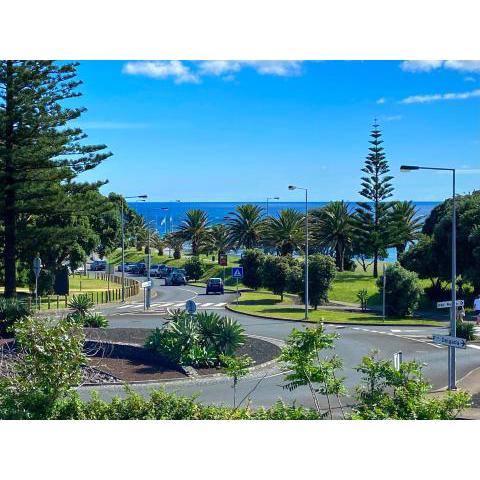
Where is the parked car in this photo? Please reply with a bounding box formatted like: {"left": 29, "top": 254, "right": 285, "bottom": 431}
{"left": 173, "top": 268, "right": 188, "bottom": 279}
{"left": 165, "top": 271, "right": 187, "bottom": 286}
{"left": 130, "top": 262, "right": 146, "bottom": 275}
{"left": 206, "top": 277, "right": 224, "bottom": 295}
{"left": 117, "top": 262, "right": 135, "bottom": 272}
{"left": 158, "top": 266, "right": 173, "bottom": 279}
{"left": 90, "top": 260, "right": 107, "bottom": 271}
{"left": 150, "top": 264, "right": 167, "bottom": 277}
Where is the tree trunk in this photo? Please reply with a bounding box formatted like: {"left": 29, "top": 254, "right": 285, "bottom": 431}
{"left": 373, "top": 252, "right": 378, "bottom": 278}
{"left": 3, "top": 61, "right": 17, "bottom": 298}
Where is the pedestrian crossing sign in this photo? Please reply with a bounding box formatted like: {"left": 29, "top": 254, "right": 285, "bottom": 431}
{"left": 232, "top": 267, "right": 243, "bottom": 279}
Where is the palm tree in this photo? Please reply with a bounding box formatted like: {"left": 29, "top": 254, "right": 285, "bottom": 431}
{"left": 390, "top": 201, "right": 423, "bottom": 256}
{"left": 178, "top": 209, "right": 210, "bottom": 255}
{"left": 150, "top": 232, "right": 165, "bottom": 255}
{"left": 263, "top": 209, "right": 304, "bottom": 255}
{"left": 164, "top": 232, "right": 184, "bottom": 259}
{"left": 310, "top": 201, "right": 353, "bottom": 271}
{"left": 207, "top": 224, "right": 233, "bottom": 257}
{"left": 225, "top": 204, "right": 264, "bottom": 249}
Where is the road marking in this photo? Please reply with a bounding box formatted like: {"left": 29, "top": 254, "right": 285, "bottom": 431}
{"left": 200, "top": 303, "right": 214, "bottom": 307}
{"left": 153, "top": 302, "right": 173, "bottom": 307}
{"left": 467, "top": 344, "right": 480, "bottom": 350}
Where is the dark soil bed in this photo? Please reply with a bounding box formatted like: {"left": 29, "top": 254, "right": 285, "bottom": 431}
{"left": 84, "top": 327, "right": 280, "bottom": 380}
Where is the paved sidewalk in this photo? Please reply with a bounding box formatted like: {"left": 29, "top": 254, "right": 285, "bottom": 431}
{"left": 457, "top": 366, "right": 480, "bottom": 419}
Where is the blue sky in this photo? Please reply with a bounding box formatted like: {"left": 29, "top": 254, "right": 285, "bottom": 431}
{"left": 74, "top": 60, "right": 480, "bottom": 202}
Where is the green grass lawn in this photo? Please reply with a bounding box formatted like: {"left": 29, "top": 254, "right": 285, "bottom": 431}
{"left": 227, "top": 291, "right": 444, "bottom": 326}
{"left": 69, "top": 274, "right": 112, "bottom": 291}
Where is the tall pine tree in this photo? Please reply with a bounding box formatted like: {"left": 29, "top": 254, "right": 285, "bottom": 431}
{"left": 0, "top": 61, "right": 112, "bottom": 297}
{"left": 355, "top": 122, "right": 394, "bottom": 277}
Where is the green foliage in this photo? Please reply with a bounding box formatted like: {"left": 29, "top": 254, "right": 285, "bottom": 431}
{"left": 390, "top": 201, "right": 423, "bottom": 256}
{"left": 51, "top": 388, "right": 322, "bottom": 420}
{"left": 68, "top": 294, "right": 95, "bottom": 317}
{"left": 184, "top": 256, "right": 205, "bottom": 281}
{"left": 263, "top": 209, "right": 304, "bottom": 255}
{"left": 310, "top": 201, "right": 354, "bottom": 271}
{"left": 279, "top": 324, "right": 346, "bottom": 418}
{"left": 0, "top": 297, "right": 32, "bottom": 337}
{"left": 226, "top": 204, "right": 264, "bottom": 249}
{"left": 352, "top": 353, "right": 471, "bottom": 419}
{"left": 456, "top": 322, "right": 476, "bottom": 341}
{"left": 240, "top": 249, "right": 265, "bottom": 290}
{"left": 178, "top": 209, "right": 211, "bottom": 255}
{"left": 145, "top": 311, "right": 245, "bottom": 367}
{"left": 357, "top": 289, "right": 368, "bottom": 311}
{"left": 261, "top": 255, "right": 299, "bottom": 301}
{"left": 0, "top": 316, "right": 86, "bottom": 419}
{"left": 377, "top": 263, "right": 423, "bottom": 316}
{"left": 83, "top": 312, "right": 109, "bottom": 328}
{"left": 354, "top": 122, "right": 394, "bottom": 277}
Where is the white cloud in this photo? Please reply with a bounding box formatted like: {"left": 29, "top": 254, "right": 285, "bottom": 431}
{"left": 197, "top": 60, "right": 303, "bottom": 78}
{"left": 122, "top": 61, "right": 199, "bottom": 84}
{"left": 400, "top": 60, "right": 443, "bottom": 72}
{"left": 400, "top": 60, "right": 480, "bottom": 74}
{"left": 376, "top": 97, "right": 386, "bottom": 104}
{"left": 401, "top": 88, "right": 480, "bottom": 104}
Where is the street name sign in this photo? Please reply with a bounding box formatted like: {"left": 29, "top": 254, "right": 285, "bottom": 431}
{"left": 185, "top": 299, "right": 197, "bottom": 314}
{"left": 436, "top": 300, "right": 464, "bottom": 309}
{"left": 232, "top": 267, "right": 243, "bottom": 279}
{"left": 432, "top": 335, "right": 467, "bottom": 349}
{"left": 141, "top": 280, "right": 152, "bottom": 288}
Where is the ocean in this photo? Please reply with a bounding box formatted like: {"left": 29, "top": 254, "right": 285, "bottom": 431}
{"left": 129, "top": 201, "right": 439, "bottom": 262}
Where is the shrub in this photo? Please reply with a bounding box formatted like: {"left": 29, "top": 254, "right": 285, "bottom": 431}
{"left": 183, "top": 256, "right": 205, "bottom": 281}
{"left": 456, "top": 322, "right": 476, "bottom": 341}
{"left": 0, "top": 316, "right": 85, "bottom": 419}
{"left": 68, "top": 294, "right": 95, "bottom": 317}
{"left": 376, "top": 262, "right": 423, "bottom": 317}
{"left": 0, "top": 297, "right": 32, "bottom": 337}
{"left": 352, "top": 352, "right": 471, "bottom": 419}
{"left": 83, "top": 312, "right": 109, "bottom": 328}
{"left": 240, "top": 249, "right": 265, "bottom": 290}
{"left": 357, "top": 289, "right": 368, "bottom": 311}
{"left": 144, "top": 311, "right": 245, "bottom": 367}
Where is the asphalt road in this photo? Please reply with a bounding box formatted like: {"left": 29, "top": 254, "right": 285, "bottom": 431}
{"left": 81, "top": 274, "right": 480, "bottom": 413}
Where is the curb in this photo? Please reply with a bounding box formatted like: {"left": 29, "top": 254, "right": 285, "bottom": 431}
{"left": 225, "top": 305, "right": 445, "bottom": 328}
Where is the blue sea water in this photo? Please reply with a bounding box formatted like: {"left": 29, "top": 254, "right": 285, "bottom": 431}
{"left": 129, "top": 201, "right": 439, "bottom": 262}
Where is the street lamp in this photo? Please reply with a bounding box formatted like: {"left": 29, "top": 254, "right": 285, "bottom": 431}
{"left": 288, "top": 185, "right": 309, "bottom": 320}
{"left": 266, "top": 196, "right": 280, "bottom": 217}
{"left": 145, "top": 218, "right": 156, "bottom": 310}
{"left": 121, "top": 194, "right": 147, "bottom": 302}
{"left": 400, "top": 164, "right": 457, "bottom": 389}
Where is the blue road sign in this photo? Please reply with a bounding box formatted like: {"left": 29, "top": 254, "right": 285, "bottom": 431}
{"left": 232, "top": 267, "right": 244, "bottom": 279}
{"left": 185, "top": 299, "right": 197, "bottom": 314}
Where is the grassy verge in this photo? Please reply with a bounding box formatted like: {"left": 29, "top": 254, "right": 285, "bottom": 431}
{"left": 227, "top": 291, "right": 445, "bottom": 326}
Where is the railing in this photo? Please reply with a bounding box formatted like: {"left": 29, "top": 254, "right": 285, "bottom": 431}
{"left": 30, "top": 273, "right": 140, "bottom": 310}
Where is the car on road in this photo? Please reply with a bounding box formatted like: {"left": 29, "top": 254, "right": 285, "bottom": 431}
{"left": 150, "top": 264, "right": 167, "bottom": 277}
{"left": 206, "top": 277, "right": 224, "bottom": 295}
{"left": 90, "top": 260, "right": 107, "bottom": 271}
{"left": 130, "top": 262, "right": 146, "bottom": 275}
{"left": 165, "top": 271, "right": 187, "bottom": 286}
{"left": 173, "top": 268, "right": 188, "bottom": 279}
{"left": 117, "top": 262, "right": 136, "bottom": 272}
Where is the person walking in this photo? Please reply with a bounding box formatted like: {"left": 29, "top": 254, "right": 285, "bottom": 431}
{"left": 474, "top": 294, "right": 480, "bottom": 325}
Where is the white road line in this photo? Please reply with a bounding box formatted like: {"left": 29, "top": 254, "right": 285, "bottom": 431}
{"left": 117, "top": 304, "right": 134, "bottom": 309}
{"left": 173, "top": 303, "right": 185, "bottom": 308}
{"left": 200, "top": 303, "right": 214, "bottom": 307}
{"left": 153, "top": 302, "right": 173, "bottom": 307}
{"left": 467, "top": 344, "right": 480, "bottom": 350}
{"left": 216, "top": 302, "right": 227, "bottom": 307}
{"left": 130, "top": 304, "right": 144, "bottom": 309}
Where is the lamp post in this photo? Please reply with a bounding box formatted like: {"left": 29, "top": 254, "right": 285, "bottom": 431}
{"left": 288, "top": 185, "right": 309, "bottom": 320}
{"left": 121, "top": 195, "right": 147, "bottom": 302}
{"left": 400, "top": 164, "right": 457, "bottom": 389}
{"left": 145, "top": 219, "right": 156, "bottom": 310}
{"left": 266, "top": 196, "right": 280, "bottom": 217}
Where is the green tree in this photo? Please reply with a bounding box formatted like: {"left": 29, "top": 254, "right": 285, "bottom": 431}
{"left": 263, "top": 208, "right": 304, "bottom": 255}
{"left": 279, "top": 324, "right": 346, "bottom": 419}
{"left": 390, "top": 201, "right": 423, "bottom": 256}
{"left": 0, "top": 61, "right": 111, "bottom": 297}
{"left": 226, "top": 204, "right": 264, "bottom": 249}
{"left": 261, "top": 255, "right": 297, "bottom": 301}
{"left": 354, "top": 122, "right": 394, "bottom": 278}
{"left": 178, "top": 209, "right": 210, "bottom": 255}
{"left": 240, "top": 249, "right": 265, "bottom": 290}
{"left": 310, "top": 201, "right": 354, "bottom": 271}
{"left": 184, "top": 256, "right": 205, "bottom": 281}
{"left": 164, "top": 232, "right": 184, "bottom": 259}
{"left": 220, "top": 354, "right": 254, "bottom": 408}
{"left": 207, "top": 223, "right": 233, "bottom": 258}
{"left": 377, "top": 262, "right": 423, "bottom": 317}
{"left": 295, "top": 254, "right": 336, "bottom": 309}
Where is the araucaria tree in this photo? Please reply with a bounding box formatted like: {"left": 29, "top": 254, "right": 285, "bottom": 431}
{"left": 0, "top": 61, "right": 111, "bottom": 296}
{"left": 355, "top": 122, "right": 394, "bottom": 277}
